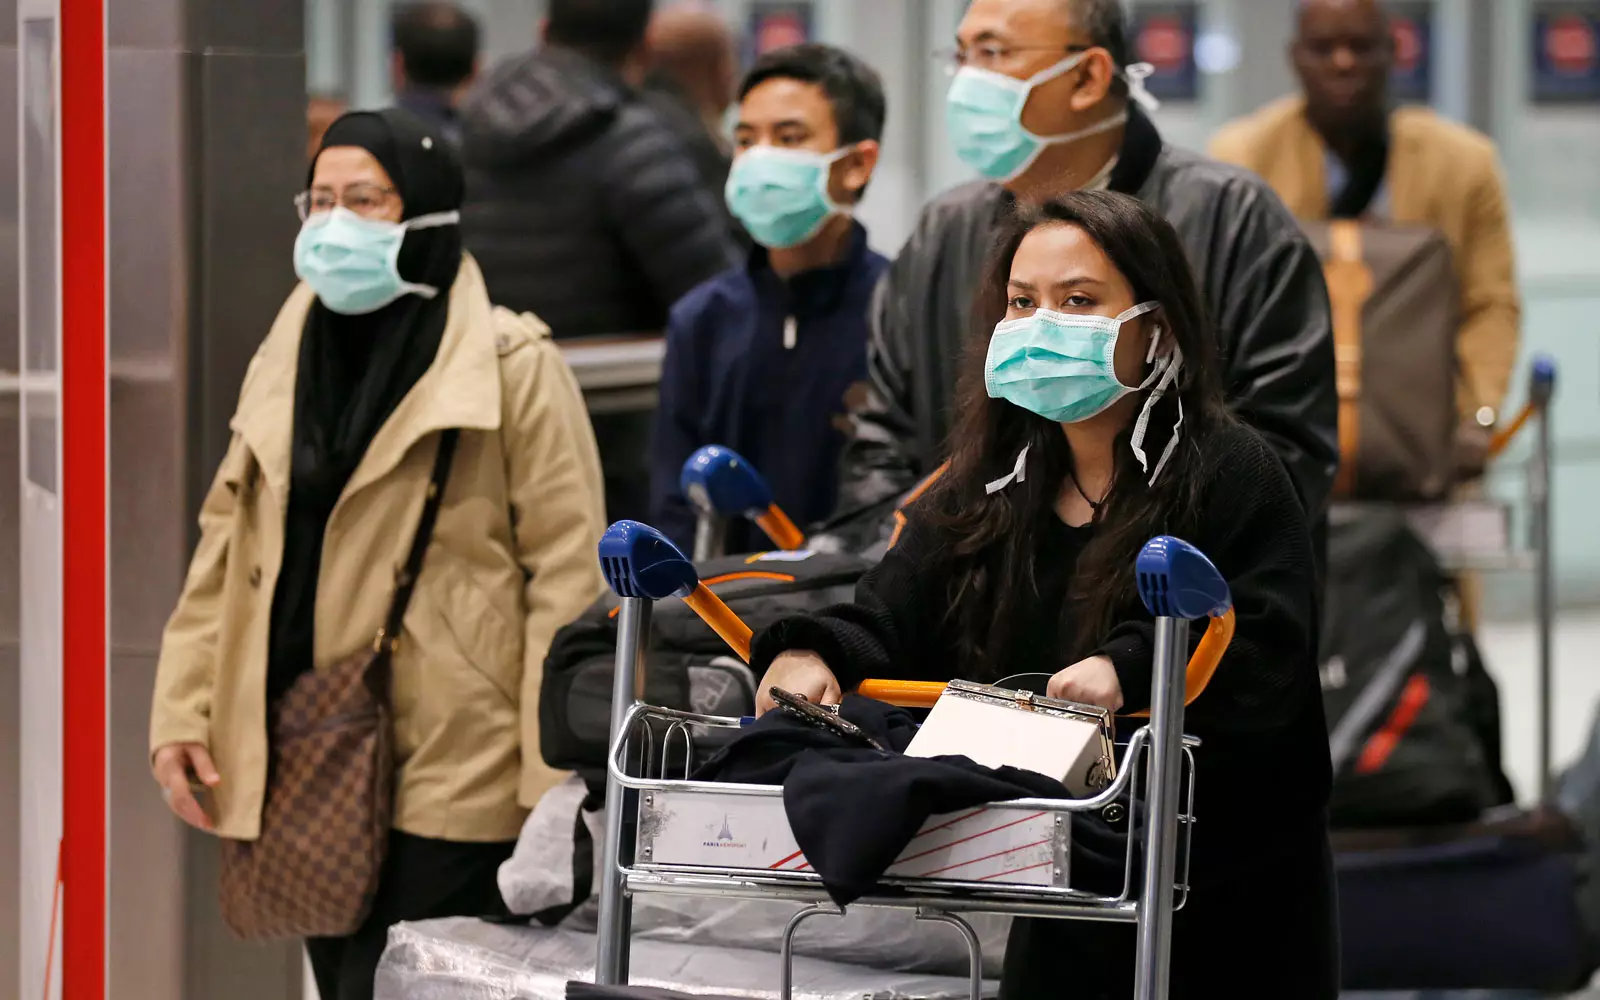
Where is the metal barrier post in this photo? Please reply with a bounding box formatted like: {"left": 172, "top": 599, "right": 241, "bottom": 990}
{"left": 1133, "top": 616, "right": 1190, "bottom": 1000}
{"left": 595, "top": 595, "right": 652, "bottom": 985}
{"left": 691, "top": 512, "right": 725, "bottom": 562}
{"left": 1534, "top": 389, "right": 1554, "bottom": 804}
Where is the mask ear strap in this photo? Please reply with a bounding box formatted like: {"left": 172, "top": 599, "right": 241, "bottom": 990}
{"left": 1024, "top": 49, "right": 1090, "bottom": 88}
{"left": 1147, "top": 398, "right": 1183, "bottom": 486}
{"left": 386, "top": 210, "right": 460, "bottom": 301}
{"left": 1122, "top": 62, "right": 1162, "bottom": 113}
{"left": 815, "top": 145, "right": 862, "bottom": 217}
{"left": 985, "top": 444, "right": 1031, "bottom": 495}
{"left": 1115, "top": 300, "right": 1161, "bottom": 325}
{"left": 405, "top": 209, "right": 461, "bottom": 231}
{"left": 1130, "top": 347, "right": 1183, "bottom": 475}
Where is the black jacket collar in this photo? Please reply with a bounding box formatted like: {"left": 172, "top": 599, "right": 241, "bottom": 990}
{"left": 1107, "top": 104, "right": 1165, "bottom": 196}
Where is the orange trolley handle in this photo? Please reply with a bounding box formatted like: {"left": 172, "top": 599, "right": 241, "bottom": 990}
{"left": 680, "top": 582, "right": 753, "bottom": 663}
{"left": 1487, "top": 357, "right": 1558, "bottom": 460}
{"left": 753, "top": 504, "right": 806, "bottom": 552}
{"left": 857, "top": 608, "right": 1237, "bottom": 714}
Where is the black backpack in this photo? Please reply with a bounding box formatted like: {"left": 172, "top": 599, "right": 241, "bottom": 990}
{"left": 1320, "top": 509, "right": 1511, "bottom": 828}
{"left": 539, "top": 550, "right": 871, "bottom": 783}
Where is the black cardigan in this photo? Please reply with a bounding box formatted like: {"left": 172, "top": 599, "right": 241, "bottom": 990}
{"left": 752, "top": 420, "right": 1334, "bottom": 886}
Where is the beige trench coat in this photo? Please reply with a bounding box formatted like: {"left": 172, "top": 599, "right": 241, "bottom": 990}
{"left": 149, "top": 256, "right": 607, "bottom": 841}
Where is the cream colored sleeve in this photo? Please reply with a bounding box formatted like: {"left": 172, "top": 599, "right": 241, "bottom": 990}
{"left": 1453, "top": 150, "right": 1522, "bottom": 420}
{"left": 496, "top": 309, "right": 609, "bottom": 808}
{"left": 149, "top": 435, "right": 246, "bottom": 757}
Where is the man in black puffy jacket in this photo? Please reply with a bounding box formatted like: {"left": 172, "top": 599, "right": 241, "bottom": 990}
{"left": 459, "top": 0, "right": 737, "bottom": 337}
{"left": 459, "top": 0, "right": 740, "bottom": 521}
{"left": 836, "top": 0, "right": 1340, "bottom": 552}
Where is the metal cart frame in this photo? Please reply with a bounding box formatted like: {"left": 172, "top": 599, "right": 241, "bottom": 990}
{"left": 589, "top": 527, "right": 1234, "bottom": 1000}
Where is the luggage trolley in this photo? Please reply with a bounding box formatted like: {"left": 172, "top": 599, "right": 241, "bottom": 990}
{"left": 589, "top": 520, "right": 1238, "bottom": 1000}
{"left": 1334, "top": 356, "right": 1558, "bottom": 800}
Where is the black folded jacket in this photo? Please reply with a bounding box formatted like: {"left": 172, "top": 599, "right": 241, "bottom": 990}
{"left": 692, "top": 693, "right": 921, "bottom": 783}
{"left": 694, "top": 695, "right": 1134, "bottom": 905}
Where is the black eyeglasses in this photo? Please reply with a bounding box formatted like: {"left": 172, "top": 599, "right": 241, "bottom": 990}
{"left": 933, "top": 43, "right": 1093, "bottom": 75}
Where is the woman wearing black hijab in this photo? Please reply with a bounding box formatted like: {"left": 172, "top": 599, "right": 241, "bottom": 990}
{"left": 150, "top": 109, "right": 608, "bottom": 1000}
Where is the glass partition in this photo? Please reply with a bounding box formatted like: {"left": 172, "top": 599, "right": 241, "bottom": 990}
{"left": 18, "top": 13, "right": 61, "bottom": 998}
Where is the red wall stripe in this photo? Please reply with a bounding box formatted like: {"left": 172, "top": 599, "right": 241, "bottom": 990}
{"left": 60, "top": 0, "right": 108, "bottom": 997}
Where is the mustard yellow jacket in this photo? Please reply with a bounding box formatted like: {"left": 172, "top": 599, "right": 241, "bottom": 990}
{"left": 1209, "top": 97, "right": 1521, "bottom": 421}
{"left": 149, "top": 256, "right": 607, "bottom": 842}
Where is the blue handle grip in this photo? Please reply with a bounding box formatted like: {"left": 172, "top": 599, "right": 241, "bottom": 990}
{"left": 598, "top": 520, "right": 700, "bottom": 600}
{"left": 679, "top": 445, "right": 774, "bottom": 518}
{"left": 1136, "top": 535, "right": 1231, "bottom": 619}
{"left": 1530, "top": 354, "right": 1556, "bottom": 407}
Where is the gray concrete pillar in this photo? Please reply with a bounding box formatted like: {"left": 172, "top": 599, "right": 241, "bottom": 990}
{"left": 105, "top": 0, "right": 304, "bottom": 996}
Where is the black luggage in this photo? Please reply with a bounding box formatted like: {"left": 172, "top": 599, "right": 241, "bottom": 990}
{"left": 1320, "top": 509, "right": 1508, "bottom": 827}
{"left": 540, "top": 549, "right": 870, "bottom": 784}
{"left": 1324, "top": 510, "right": 1593, "bottom": 992}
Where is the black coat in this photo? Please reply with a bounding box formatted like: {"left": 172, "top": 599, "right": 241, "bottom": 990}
{"left": 756, "top": 422, "right": 1340, "bottom": 997}
{"left": 458, "top": 46, "right": 740, "bottom": 338}
{"left": 838, "top": 106, "right": 1340, "bottom": 540}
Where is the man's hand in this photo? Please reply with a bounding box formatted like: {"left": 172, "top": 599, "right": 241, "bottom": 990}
{"left": 756, "top": 651, "right": 843, "bottom": 716}
{"left": 152, "top": 742, "right": 221, "bottom": 831}
{"left": 1455, "top": 420, "right": 1494, "bottom": 481}
{"left": 1047, "top": 656, "right": 1125, "bottom": 712}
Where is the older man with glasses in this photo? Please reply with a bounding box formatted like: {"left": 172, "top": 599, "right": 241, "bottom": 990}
{"left": 836, "top": 0, "right": 1339, "bottom": 569}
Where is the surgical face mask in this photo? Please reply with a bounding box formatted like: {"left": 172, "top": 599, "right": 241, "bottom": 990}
{"left": 945, "top": 53, "right": 1161, "bottom": 183}
{"left": 725, "top": 144, "right": 856, "bottom": 249}
{"left": 984, "top": 301, "right": 1187, "bottom": 486}
{"left": 293, "top": 207, "right": 460, "bottom": 315}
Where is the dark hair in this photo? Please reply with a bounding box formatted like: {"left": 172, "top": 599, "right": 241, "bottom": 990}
{"left": 391, "top": 2, "right": 480, "bottom": 89}
{"left": 739, "top": 43, "right": 887, "bottom": 145}
{"left": 547, "top": 0, "right": 653, "bottom": 66}
{"left": 924, "top": 190, "right": 1233, "bottom": 678}
{"left": 1070, "top": 0, "right": 1132, "bottom": 100}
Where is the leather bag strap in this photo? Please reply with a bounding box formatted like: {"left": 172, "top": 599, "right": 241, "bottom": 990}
{"left": 375, "top": 429, "right": 460, "bottom": 654}
{"left": 1324, "top": 220, "right": 1372, "bottom": 497}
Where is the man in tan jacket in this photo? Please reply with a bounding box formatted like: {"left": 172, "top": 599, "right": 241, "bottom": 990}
{"left": 1210, "top": 0, "right": 1520, "bottom": 472}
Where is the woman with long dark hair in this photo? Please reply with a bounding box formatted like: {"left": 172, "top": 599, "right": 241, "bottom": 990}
{"left": 752, "top": 191, "right": 1338, "bottom": 997}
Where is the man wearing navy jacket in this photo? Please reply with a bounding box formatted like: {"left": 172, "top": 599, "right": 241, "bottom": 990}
{"left": 650, "top": 43, "right": 888, "bottom": 553}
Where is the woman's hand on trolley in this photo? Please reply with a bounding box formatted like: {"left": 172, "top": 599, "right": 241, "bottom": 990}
{"left": 152, "top": 741, "right": 221, "bottom": 831}
{"left": 1047, "top": 655, "right": 1124, "bottom": 712}
{"left": 756, "top": 650, "right": 843, "bottom": 715}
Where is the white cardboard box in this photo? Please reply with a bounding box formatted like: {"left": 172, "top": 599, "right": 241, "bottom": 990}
{"left": 636, "top": 788, "right": 1066, "bottom": 887}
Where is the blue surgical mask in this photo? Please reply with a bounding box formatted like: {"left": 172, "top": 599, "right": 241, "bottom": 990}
{"left": 725, "top": 145, "right": 855, "bottom": 249}
{"left": 946, "top": 54, "right": 1159, "bottom": 182}
{"left": 984, "top": 302, "right": 1187, "bottom": 485}
{"left": 293, "top": 207, "right": 460, "bottom": 315}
